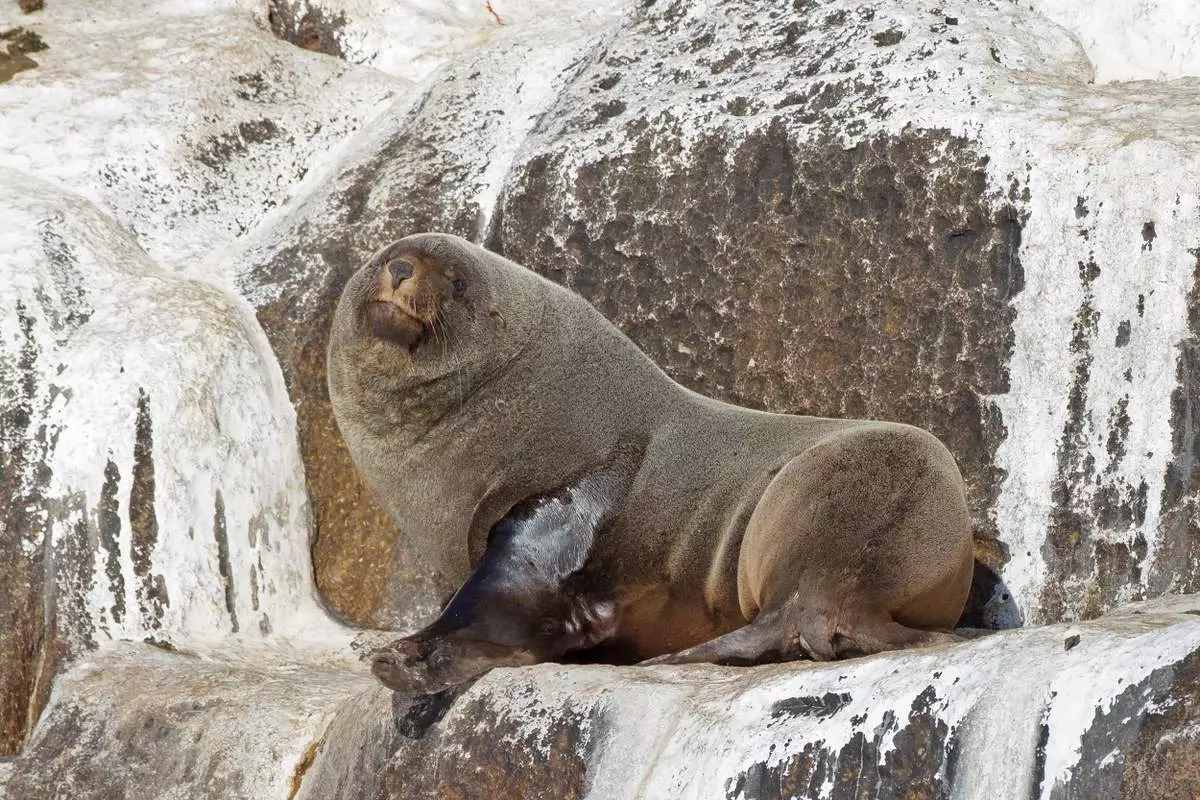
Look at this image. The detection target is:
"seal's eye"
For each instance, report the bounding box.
[451,277,467,295]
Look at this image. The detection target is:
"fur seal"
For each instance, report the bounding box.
[328,233,974,693]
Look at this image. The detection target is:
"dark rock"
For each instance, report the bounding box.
[727,685,952,799]
[1118,647,1200,800]
[394,684,468,739]
[213,490,238,634]
[0,26,45,83]
[0,303,53,754]
[0,286,99,758]
[381,692,600,799]
[1,26,45,51]
[1048,646,1200,799]
[195,119,282,171]
[873,28,904,46]
[498,126,1020,574]
[1115,320,1131,347]
[770,692,852,720]
[129,389,166,632]
[1149,250,1200,599]
[267,0,347,58]
[97,459,125,625]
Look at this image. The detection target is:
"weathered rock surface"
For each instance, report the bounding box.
[0,1,403,270]
[264,0,630,83]
[2,0,1200,796]
[0,169,350,753]
[0,0,423,630]
[3,643,375,799]
[4,597,1199,799]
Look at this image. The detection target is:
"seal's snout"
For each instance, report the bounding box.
[373,255,447,322]
[365,254,444,350]
[357,246,471,355]
[389,259,414,290]
[371,651,417,693]
[371,638,436,693]
[371,649,402,684]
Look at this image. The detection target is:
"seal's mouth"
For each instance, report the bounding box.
[366,300,429,352]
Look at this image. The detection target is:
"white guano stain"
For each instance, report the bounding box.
[0,171,351,652]
[1023,0,1200,83]
[284,0,633,83]
[0,0,402,276]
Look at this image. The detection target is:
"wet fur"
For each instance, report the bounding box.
[328,234,974,692]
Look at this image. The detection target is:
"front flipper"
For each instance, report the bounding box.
[371,448,637,694]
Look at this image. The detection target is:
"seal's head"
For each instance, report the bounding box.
[363,246,469,352]
[328,233,547,425]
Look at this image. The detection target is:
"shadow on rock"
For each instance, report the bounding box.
[957,560,1023,631]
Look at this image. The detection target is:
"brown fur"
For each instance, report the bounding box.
[328,233,973,688]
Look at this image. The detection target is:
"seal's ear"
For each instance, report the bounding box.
[488,305,506,330]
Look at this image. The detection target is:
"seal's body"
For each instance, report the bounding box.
[328,233,973,692]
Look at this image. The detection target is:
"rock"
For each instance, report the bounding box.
[1021,0,1200,83]
[262,0,631,82]
[0,0,402,268]
[4,597,1198,799]
[3,643,376,799]
[0,0,416,630]
[266,0,348,60]
[0,25,44,82]
[0,171,350,753]
[330,598,1200,800]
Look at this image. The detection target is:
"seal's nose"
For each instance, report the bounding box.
[388,259,415,290]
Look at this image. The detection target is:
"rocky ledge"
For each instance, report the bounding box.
[3,595,1198,799]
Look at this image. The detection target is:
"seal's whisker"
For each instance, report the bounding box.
[438,308,465,412]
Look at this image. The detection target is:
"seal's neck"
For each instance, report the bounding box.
[334,273,547,447]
